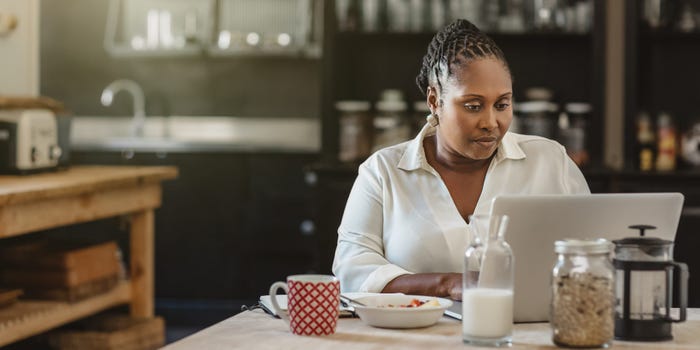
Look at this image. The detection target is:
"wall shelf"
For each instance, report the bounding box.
[104,0,323,58]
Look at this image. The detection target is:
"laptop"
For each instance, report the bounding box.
[445,193,684,322]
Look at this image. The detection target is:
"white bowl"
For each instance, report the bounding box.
[352,294,453,329]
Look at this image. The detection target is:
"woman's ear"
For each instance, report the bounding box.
[427,86,439,115]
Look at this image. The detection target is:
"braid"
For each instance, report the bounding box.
[416,19,510,96]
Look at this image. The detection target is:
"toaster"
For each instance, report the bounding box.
[0,109,62,174]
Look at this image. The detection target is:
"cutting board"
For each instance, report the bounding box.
[0,241,122,288]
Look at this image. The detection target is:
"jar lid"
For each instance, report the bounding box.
[524,87,554,101]
[515,101,559,113]
[335,100,370,112]
[380,89,404,102]
[554,239,613,254]
[376,100,407,112]
[564,102,592,114]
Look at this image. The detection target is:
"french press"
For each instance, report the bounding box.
[613,225,689,341]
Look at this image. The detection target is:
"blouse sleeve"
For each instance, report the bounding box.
[562,150,591,194]
[332,161,412,293]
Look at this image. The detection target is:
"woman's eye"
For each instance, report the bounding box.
[495,103,510,111]
[464,104,482,112]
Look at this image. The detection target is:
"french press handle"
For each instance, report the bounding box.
[665,261,688,323]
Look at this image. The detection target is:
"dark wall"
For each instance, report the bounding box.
[39,0,321,118]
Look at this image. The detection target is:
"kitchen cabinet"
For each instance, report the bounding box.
[70,151,319,303]
[319,0,607,167]
[623,0,700,169]
[0,166,176,347]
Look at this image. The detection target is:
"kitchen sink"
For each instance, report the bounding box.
[70,116,321,153]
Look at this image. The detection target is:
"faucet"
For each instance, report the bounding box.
[101,79,146,137]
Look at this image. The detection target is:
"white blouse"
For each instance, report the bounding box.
[332,124,591,293]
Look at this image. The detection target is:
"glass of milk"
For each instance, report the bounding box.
[463,214,514,347]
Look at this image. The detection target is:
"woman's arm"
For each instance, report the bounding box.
[333,160,413,292]
[382,273,462,300]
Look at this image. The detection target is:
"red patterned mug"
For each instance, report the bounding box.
[269,274,340,336]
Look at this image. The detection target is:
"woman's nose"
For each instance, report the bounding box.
[478,109,498,130]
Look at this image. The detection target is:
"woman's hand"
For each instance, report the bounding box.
[445,273,463,301]
[382,273,463,301]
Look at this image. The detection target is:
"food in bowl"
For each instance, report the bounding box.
[352,294,452,329]
[379,298,441,308]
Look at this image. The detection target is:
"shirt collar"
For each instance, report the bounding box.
[397,121,526,171]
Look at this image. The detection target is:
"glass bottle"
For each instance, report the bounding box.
[655,112,677,172]
[551,239,615,348]
[636,111,655,171]
[463,214,514,347]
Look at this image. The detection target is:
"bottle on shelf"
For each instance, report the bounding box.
[655,112,677,171]
[636,111,656,171]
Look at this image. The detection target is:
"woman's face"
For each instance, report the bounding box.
[428,58,513,162]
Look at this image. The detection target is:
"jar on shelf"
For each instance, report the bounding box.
[373,98,409,152]
[551,239,615,348]
[360,0,384,32]
[516,101,559,139]
[386,0,410,32]
[558,102,591,166]
[336,100,372,162]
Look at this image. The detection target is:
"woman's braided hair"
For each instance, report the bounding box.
[416,19,510,97]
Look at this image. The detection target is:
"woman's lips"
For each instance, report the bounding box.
[473,137,497,148]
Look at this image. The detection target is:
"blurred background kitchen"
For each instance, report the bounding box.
[1,0,700,347]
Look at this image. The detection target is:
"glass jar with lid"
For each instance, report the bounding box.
[515,101,559,139]
[336,100,372,162]
[372,90,410,152]
[558,102,592,166]
[551,239,615,348]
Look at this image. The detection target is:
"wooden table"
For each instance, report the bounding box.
[0,165,177,346]
[163,309,700,349]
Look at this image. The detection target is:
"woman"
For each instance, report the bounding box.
[332,19,590,300]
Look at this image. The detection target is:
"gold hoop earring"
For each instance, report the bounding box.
[427,114,439,127]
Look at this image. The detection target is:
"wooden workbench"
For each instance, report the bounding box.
[0,165,177,346]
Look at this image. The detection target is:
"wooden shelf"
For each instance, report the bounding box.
[0,281,131,347]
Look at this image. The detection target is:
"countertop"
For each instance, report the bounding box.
[69,116,321,153]
[163,309,700,349]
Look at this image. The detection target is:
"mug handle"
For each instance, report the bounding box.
[269,281,290,323]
